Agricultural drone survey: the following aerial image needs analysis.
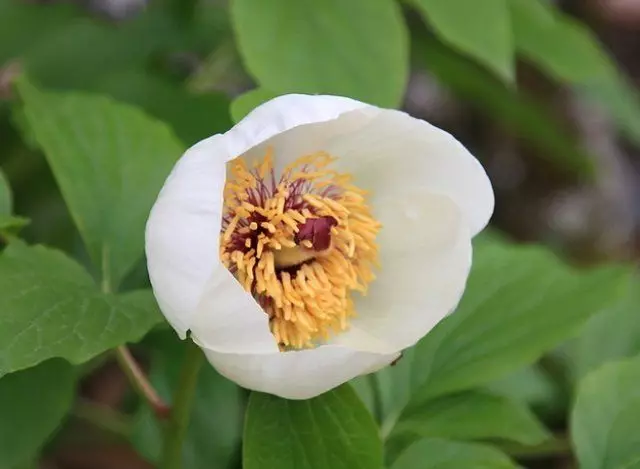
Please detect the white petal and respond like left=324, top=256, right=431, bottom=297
left=224, top=94, right=372, bottom=161
left=189, top=262, right=279, bottom=354
left=327, top=108, right=494, bottom=236
left=146, top=94, right=375, bottom=344
left=200, top=344, right=399, bottom=400
left=146, top=135, right=226, bottom=338
left=330, top=192, right=472, bottom=352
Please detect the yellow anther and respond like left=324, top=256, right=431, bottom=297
left=219, top=148, right=380, bottom=349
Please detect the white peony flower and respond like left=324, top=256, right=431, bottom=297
left=145, top=94, right=494, bottom=400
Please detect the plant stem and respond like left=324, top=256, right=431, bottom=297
left=102, top=253, right=169, bottom=419
left=114, top=345, right=170, bottom=419
left=160, top=339, right=204, bottom=469
left=367, top=373, right=384, bottom=425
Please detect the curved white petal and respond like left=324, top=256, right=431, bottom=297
left=189, top=262, right=279, bottom=354
left=200, top=344, right=399, bottom=400
left=327, top=108, right=494, bottom=236
left=224, top=94, right=372, bottom=161
left=330, top=193, right=472, bottom=352
left=146, top=135, right=226, bottom=338
left=146, top=94, right=374, bottom=343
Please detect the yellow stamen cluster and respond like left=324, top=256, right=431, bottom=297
left=220, top=149, right=380, bottom=349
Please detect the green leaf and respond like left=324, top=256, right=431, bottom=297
left=571, top=356, right=640, bottom=469
left=0, top=1, right=79, bottom=65
left=231, top=0, right=408, bottom=107
left=487, top=365, right=565, bottom=421
left=413, top=35, right=594, bottom=176
left=413, top=0, right=513, bottom=81
left=16, top=79, right=183, bottom=287
left=0, top=169, right=11, bottom=217
left=510, top=0, right=611, bottom=82
left=0, top=168, right=30, bottom=234
left=0, top=242, right=162, bottom=376
left=386, top=390, right=549, bottom=463
left=93, top=71, right=232, bottom=147
left=577, top=285, right=640, bottom=378
left=392, top=439, right=519, bottom=469
left=243, top=385, right=383, bottom=469
left=230, top=88, right=279, bottom=123
left=7, top=2, right=186, bottom=91
left=131, top=331, right=243, bottom=469
left=408, top=240, right=631, bottom=400
left=0, top=359, right=76, bottom=467
left=509, top=0, right=640, bottom=147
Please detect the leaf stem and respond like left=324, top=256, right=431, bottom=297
left=367, top=373, right=384, bottom=425
left=160, top=339, right=204, bottom=469
left=114, top=345, right=171, bottom=419
left=101, top=248, right=169, bottom=419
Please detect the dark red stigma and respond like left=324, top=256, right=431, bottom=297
left=296, top=216, right=337, bottom=251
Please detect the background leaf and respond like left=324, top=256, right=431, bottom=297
left=243, top=385, right=382, bottom=469
left=231, top=0, right=408, bottom=107
left=16, top=79, right=183, bottom=288
left=0, top=0, right=78, bottom=66
left=93, top=71, right=232, bottom=147
left=0, top=167, right=28, bottom=232
left=0, top=168, right=11, bottom=216
left=406, top=240, right=631, bottom=400
left=576, top=285, right=640, bottom=378
left=0, top=243, right=162, bottom=376
left=131, top=331, right=243, bottom=469
left=571, top=356, right=640, bottom=469
left=0, top=359, right=75, bottom=468
left=413, top=35, right=594, bottom=175
left=412, top=0, right=514, bottom=81
left=386, top=390, right=549, bottom=463
left=509, top=0, right=640, bottom=146
left=487, top=365, right=565, bottom=423
left=391, top=438, right=519, bottom=469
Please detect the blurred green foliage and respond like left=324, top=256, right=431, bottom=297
left=1, top=0, right=640, bottom=468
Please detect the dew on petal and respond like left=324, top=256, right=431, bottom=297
left=219, top=148, right=381, bottom=350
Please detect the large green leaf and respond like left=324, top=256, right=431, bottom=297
left=392, top=439, right=519, bottom=469
left=577, top=285, right=640, bottom=378
left=0, top=243, right=162, bottom=376
left=571, top=357, right=640, bottom=469
left=243, top=386, right=383, bottom=469
left=386, top=390, right=549, bottom=463
left=413, top=0, right=513, bottom=81
left=16, top=79, right=183, bottom=287
left=131, top=331, right=243, bottom=469
left=231, top=0, right=408, bottom=107
left=509, top=0, right=640, bottom=147
left=93, top=71, right=232, bottom=147
left=0, top=359, right=75, bottom=467
left=408, top=240, right=631, bottom=400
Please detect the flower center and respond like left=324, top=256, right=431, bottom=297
left=220, top=148, right=380, bottom=349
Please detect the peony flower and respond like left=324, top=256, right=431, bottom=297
left=145, top=94, right=494, bottom=399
